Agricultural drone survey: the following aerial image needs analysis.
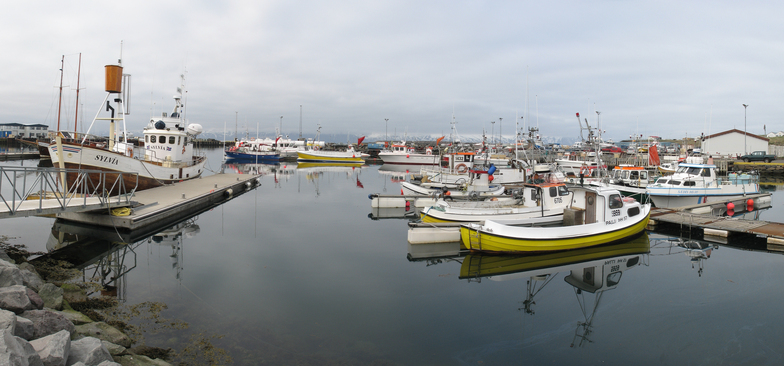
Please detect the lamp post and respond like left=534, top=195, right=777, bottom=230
left=234, top=111, right=238, bottom=141
left=491, top=121, right=495, bottom=145
left=385, top=118, right=389, bottom=144
left=743, top=104, right=748, bottom=154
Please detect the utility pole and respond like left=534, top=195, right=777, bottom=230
left=743, top=104, right=748, bottom=154
left=234, top=111, right=238, bottom=140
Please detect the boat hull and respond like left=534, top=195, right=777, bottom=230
left=378, top=152, right=439, bottom=165
left=49, top=143, right=207, bottom=192
left=460, top=205, right=651, bottom=253
left=647, top=186, right=760, bottom=208
left=225, top=150, right=280, bottom=161
left=297, top=151, right=364, bottom=163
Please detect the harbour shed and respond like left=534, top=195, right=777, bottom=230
left=702, top=128, right=769, bottom=158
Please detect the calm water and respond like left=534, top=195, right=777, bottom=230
left=2, top=147, right=784, bottom=365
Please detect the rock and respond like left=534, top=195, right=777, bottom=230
left=114, top=354, right=172, bottom=366
left=0, top=251, right=14, bottom=264
left=14, top=316, right=34, bottom=341
left=38, top=284, right=64, bottom=311
left=59, top=284, right=86, bottom=305
left=73, top=322, right=131, bottom=348
left=29, top=329, right=70, bottom=366
left=0, top=285, right=34, bottom=314
left=0, top=260, right=24, bottom=287
left=67, top=337, right=112, bottom=366
left=53, top=309, right=92, bottom=326
left=1, top=308, right=16, bottom=333
left=101, top=340, right=126, bottom=356
left=20, top=269, right=44, bottom=293
left=0, top=329, right=44, bottom=366
left=19, top=310, right=75, bottom=340
left=26, top=288, right=44, bottom=310
left=97, top=361, right=122, bottom=366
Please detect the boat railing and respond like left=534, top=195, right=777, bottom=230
left=0, top=166, right=137, bottom=218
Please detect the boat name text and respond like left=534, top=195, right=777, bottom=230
left=95, top=154, right=119, bottom=165
left=605, top=215, right=628, bottom=226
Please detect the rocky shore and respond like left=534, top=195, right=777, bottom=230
left=1, top=251, right=171, bottom=366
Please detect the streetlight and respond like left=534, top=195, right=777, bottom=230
left=234, top=111, right=238, bottom=141
left=743, top=104, right=748, bottom=154
left=385, top=118, right=389, bottom=144
left=491, top=121, right=495, bottom=145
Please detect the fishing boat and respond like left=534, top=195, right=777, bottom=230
left=421, top=172, right=572, bottom=223
left=225, top=139, right=280, bottom=161
left=49, top=61, right=207, bottom=192
left=378, top=141, right=440, bottom=165
left=646, top=163, right=760, bottom=208
left=460, top=185, right=651, bottom=253
left=297, top=136, right=367, bottom=163
left=401, top=165, right=506, bottom=197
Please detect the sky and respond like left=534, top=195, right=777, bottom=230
left=2, top=0, right=782, bottom=143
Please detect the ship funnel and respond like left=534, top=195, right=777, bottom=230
left=105, top=65, right=123, bottom=93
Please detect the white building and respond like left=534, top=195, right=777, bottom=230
left=766, top=131, right=784, bottom=138
left=702, top=128, right=769, bottom=157
left=0, top=123, right=49, bottom=138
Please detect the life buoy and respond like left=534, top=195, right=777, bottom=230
left=580, top=165, right=590, bottom=176
left=456, top=163, right=468, bottom=174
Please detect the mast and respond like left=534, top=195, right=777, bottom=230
left=56, top=55, right=64, bottom=132
left=73, top=53, right=82, bottom=138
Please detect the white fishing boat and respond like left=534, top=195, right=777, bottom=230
left=646, top=163, right=760, bottom=208
left=49, top=61, right=206, bottom=192
left=378, top=141, right=440, bottom=165
left=460, top=185, right=651, bottom=253
left=421, top=179, right=573, bottom=223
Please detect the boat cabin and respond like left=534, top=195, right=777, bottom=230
left=143, top=111, right=202, bottom=164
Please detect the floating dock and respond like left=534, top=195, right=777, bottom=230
left=55, top=173, right=260, bottom=230
left=647, top=194, right=784, bottom=246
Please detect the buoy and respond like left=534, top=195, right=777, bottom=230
left=727, top=202, right=735, bottom=211
left=401, top=189, right=404, bottom=195
left=445, top=191, right=451, bottom=196
left=747, top=199, right=754, bottom=211
left=488, top=175, right=494, bottom=182
left=406, top=154, right=410, bottom=158
left=727, top=209, right=735, bottom=217
left=405, top=201, right=411, bottom=210
left=488, top=165, right=497, bottom=175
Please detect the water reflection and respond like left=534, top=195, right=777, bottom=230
left=651, top=237, right=716, bottom=277
left=33, top=214, right=201, bottom=302
left=409, top=234, right=651, bottom=348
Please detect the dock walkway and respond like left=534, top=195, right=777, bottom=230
left=56, top=173, right=260, bottom=230
left=649, top=206, right=784, bottom=245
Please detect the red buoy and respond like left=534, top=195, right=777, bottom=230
left=488, top=175, right=494, bottom=182
left=401, top=189, right=404, bottom=195
left=747, top=199, right=754, bottom=211
left=727, top=202, right=735, bottom=211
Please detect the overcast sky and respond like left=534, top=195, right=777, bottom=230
left=2, top=1, right=781, bottom=143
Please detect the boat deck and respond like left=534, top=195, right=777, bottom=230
left=56, top=173, right=260, bottom=230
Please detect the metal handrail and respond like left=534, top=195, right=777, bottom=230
left=0, top=166, right=138, bottom=216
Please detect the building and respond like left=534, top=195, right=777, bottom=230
left=766, top=131, right=784, bottom=138
left=0, top=123, right=49, bottom=139
left=702, top=128, right=769, bottom=157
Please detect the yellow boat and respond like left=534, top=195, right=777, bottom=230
left=296, top=146, right=366, bottom=163
left=460, top=185, right=651, bottom=253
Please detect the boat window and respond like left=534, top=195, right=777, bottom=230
left=683, top=181, right=696, bottom=187
left=656, top=178, right=669, bottom=184
left=150, top=135, right=157, bottom=143
left=626, top=256, right=640, bottom=267
left=669, top=180, right=680, bottom=186
left=701, top=169, right=710, bottom=177
left=609, top=194, right=623, bottom=209
left=607, top=272, right=622, bottom=287
left=159, top=136, right=166, bottom=144
left=549, top=187, right=557, bottom=197
left=169, top=136, right=176, bottom=144
left=183, top=137, right=188, bottom=146
left=145, top=135, right=149, bottom=143
left=686, top=167, right=701, bottom=175
left=630, top=171, right=639, bottom=179
left=178, top=136, right=181, bottom=145
left=628, top=206, right=640, bottom=217
left=558, top=186, right=570, bottom=196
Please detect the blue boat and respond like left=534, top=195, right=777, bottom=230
left=225, top=139, right=280, bottom=161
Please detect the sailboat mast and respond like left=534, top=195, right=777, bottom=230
left=73, top=53, right=81, bottom=137
left=56, top=55, right=64, bottom=132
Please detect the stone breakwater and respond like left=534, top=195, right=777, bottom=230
left=0, top=255, right=170, bottom=366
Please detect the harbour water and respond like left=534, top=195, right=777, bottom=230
left=3, top=147, right=784, bottom=365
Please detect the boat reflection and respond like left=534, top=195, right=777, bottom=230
left=378, top=164, right=422, bottom=183
left=32, top=215, right=201, bottom=302
left=650, top=236, right=716, bottom=277
left=223, top=160, right=298, bottom=187
left=410, top=234, right=651, bottom=347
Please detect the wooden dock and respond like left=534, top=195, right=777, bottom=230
left=55, top=173, right=260, bottom=230
left=648, top=206, right=784, bottom=246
